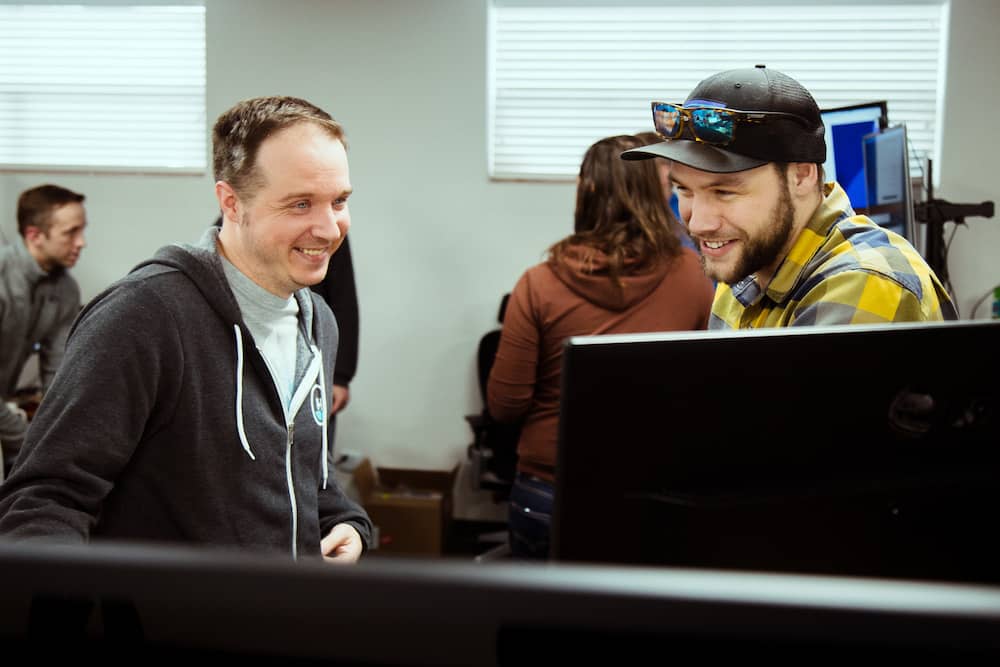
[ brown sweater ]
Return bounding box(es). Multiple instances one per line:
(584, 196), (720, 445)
(487, 245), (714, 482)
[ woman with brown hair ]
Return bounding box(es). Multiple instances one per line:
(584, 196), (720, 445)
(487, 134), (715, 559)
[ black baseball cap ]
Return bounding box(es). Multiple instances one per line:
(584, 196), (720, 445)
(621, 65), (826, 173)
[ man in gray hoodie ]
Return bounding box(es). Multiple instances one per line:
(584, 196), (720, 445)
(0, 96), (372, 562)
(0, 184), (87, 476)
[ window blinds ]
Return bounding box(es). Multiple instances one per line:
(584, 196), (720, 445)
(490, 2), (947, 180)
(0, 4), (206, 173)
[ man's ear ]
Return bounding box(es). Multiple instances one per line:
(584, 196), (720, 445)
(23, 225), (43, 245)
(789, 162), (819, 197)
(215, 181), (241, 224)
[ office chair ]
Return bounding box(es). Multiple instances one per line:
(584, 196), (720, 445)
(465, 294), (521, 561)
(466, 293), (520, 501)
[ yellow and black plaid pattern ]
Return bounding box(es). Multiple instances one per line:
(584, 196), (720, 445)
(710, 182), (956, 329)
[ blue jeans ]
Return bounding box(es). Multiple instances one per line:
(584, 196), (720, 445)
(508, 473), (554, 560)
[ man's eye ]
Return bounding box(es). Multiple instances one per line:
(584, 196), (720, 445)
(294, 201), (310, 209)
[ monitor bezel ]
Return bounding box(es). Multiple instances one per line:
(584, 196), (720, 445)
(820, 100), (889, 129)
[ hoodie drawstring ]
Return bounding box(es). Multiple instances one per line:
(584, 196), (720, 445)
(234, 325), (327, 487)
(314, 344), (330, 489)
(233, 324), (256, 460)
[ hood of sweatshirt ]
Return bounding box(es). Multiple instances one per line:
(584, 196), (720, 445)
(549, 243), (673, 312)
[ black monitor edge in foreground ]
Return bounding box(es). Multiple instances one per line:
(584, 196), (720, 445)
(552, 320), (1000, 585)
(1, 540), (1000, 663)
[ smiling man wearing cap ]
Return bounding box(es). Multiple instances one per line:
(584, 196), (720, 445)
(623, 65), (956, 328)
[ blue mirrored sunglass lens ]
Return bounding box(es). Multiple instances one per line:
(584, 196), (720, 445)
(691, 109), (734, 143)
(653, 104), (682, 137)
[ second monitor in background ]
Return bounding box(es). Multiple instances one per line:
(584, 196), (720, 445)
(820, 100), (888, 210)
(820, 101), (916, 246)
(860, 123), (916, 245)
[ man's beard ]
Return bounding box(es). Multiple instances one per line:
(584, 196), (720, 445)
(704, 178), (796, 285)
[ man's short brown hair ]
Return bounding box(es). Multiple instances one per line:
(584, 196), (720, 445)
(212, 96), (346, 201)
(17, 184), (85, 237)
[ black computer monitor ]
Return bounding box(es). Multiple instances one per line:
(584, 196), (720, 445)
(551, 321), (1000, 584)
(860, 123), (916, 244)
(3, 540), (1000, 662)
(820, 101), (888, 210)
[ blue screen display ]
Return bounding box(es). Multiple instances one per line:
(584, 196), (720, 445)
(820, 102), (887, 212)
(832, 120), (879, 208)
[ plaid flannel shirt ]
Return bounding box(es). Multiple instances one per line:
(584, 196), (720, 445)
(709, 182), (956, 329)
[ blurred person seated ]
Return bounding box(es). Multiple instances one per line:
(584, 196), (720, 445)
(0, 184), (87, 475)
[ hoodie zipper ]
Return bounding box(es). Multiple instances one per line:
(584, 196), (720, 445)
(259, 350), (301, 561)
(285, 421), (298, 560)
(233, 325), (325, 561)
(260, 340), (323, 562)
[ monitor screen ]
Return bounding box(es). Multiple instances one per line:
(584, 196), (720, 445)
(860, 124), (915, 243)
(551, 321), (1000, 584)
(820, 101), (888, 210)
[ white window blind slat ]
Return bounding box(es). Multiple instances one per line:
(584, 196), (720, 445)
(0, 4), (206, 173)
(490, 2), (946, 180)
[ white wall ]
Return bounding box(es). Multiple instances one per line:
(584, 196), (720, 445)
(937, 0), (1000, 319)
(1, 0), (996, 472)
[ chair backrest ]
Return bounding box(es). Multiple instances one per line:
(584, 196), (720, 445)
(469, 293), (519, 494)
(475, 293), (510, 404)
(476, 330), (502, 405)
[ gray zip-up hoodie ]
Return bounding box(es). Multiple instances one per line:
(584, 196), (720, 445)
(0, 228), (372, 558)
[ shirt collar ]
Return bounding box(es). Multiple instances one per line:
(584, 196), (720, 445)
(762, 182), (854, 303)
(14, 239), (51, 286)
(724, 182), (853, 308)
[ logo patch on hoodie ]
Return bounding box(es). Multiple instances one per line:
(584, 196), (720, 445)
(310, 384), (325, 425)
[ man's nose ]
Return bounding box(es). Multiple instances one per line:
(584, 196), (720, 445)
(316, 206), (347, 241)
(684, 197), (720, 237)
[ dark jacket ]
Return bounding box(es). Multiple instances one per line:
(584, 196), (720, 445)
(310, 235), (359, 387)
(0, 228), (372, 558)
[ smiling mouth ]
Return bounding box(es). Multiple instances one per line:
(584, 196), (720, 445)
(296, 248), (327, 257)
(703, 240), (733, 250)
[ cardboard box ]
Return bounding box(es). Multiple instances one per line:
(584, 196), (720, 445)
(353, 458), (458, 556)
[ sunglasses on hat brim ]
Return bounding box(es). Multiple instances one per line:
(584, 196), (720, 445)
(651, 101), (809, 146)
